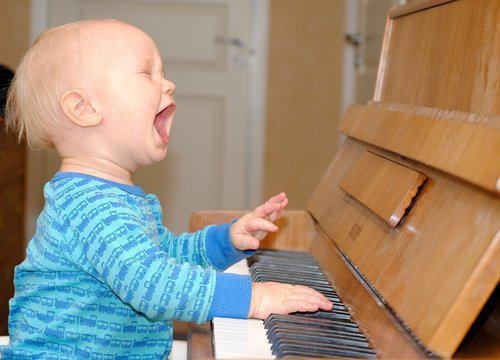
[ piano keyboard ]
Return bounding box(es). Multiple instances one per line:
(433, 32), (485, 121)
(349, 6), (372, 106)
(213, 250), (376, 359)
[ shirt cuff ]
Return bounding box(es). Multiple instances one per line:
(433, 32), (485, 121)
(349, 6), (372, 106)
(207, 272), (252, 320)
(205, 221), (255, 271)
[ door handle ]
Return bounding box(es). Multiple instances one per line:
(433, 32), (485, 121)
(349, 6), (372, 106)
(214, 36), (245, 49)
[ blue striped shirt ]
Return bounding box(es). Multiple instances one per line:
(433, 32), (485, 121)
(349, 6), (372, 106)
(1, 172), (251, 359)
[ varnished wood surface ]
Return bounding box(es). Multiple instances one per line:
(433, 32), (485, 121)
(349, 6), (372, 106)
(340, 105), (500, 194)
(454, 299), (500, 359)
(187, 207), (499, 358)
(187, 322), (214, 360)
(376, 0), (499, 115)
(189, 210), (317, 252)
(340, 151), (427, 227)
(308, 138), (499, 356)
(428, 232), (499, 355)
(0, 125), (25, 335)
(0, 178), (24, 335)
(368, 101), (500, 129)
(389, 0), (456, 19)
(311, 230), (424, 358)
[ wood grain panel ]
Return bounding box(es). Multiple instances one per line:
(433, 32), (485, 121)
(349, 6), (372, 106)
(0, 146), (25, 184)
(189, 210), (317, 252)
(375, 0), (500, 114)
(340, 151), (427, 227)
(187, 322), (213, 360)
(340, 104), (500, 193)
(428, 232), (499, 355)
(389, 0), (457, 19)
(310, 230), (424, 358)
(0, 178), (25, 335)
(308, 138), (499, 356)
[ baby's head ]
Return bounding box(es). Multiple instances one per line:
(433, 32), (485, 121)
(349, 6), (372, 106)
(6, 19), (176, 170)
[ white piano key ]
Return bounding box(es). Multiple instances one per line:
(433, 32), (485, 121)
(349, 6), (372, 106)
(213, 260), (274, 359)
(224, 259), (250, 275)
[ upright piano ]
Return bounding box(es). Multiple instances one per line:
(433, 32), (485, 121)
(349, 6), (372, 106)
(187, 0), (500, 358)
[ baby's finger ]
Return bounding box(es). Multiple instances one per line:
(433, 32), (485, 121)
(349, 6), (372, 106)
(246, 217), (278, 233)
(254, 201), (281, 219)
(266, 192), (286, 204)
(298, 293), (333, 310)
(283, 299), (319, 314)
(268, 197), (288, 221)
(293, 286), (333, 310)
(268, 206), (286, 222)
(237, 234), (259, 250)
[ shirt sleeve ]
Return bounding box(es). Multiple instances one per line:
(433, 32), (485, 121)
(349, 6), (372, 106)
(67, 194), (251, 323)
(158, 221), (255, 271)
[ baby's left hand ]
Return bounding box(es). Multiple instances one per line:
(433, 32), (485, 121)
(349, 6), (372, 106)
(230, 192), (288, 251)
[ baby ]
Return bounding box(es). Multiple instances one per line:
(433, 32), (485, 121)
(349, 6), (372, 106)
(1, 20), (331, 359)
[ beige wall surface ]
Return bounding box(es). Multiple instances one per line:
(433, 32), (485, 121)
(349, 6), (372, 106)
(0, 0), (30, 70)
(264, 0), (345, 209)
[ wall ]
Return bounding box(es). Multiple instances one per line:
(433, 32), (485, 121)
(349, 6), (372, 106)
(264, 0), (345, 209)
(0, 0), (30, 70)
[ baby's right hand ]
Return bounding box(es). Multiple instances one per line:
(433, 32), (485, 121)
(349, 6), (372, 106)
(248, 282), (333, 319)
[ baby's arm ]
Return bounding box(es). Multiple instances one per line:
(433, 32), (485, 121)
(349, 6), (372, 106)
(69, 193), (329, 323)
(156, 193), (288, 270)
(69, 195), (250, 322)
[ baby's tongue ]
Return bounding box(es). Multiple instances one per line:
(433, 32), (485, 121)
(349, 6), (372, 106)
(154, 112), (168, 143)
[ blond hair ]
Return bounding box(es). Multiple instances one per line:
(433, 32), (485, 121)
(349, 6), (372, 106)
(6, 19), (130, 149)
(5, 22), (92, 149)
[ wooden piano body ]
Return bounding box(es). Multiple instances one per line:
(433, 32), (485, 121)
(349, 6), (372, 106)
(187, 0), (500, 358)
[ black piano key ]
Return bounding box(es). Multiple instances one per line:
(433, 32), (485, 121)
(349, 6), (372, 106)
(251, 275), (336, 293)
(271, 337), (376, 357)
(293, 309), (351, 321)
(249, 257), (318, 267)
(265, 312), (358, 326)
(247, 249), (376, 358)
(253, 252), (315, 262)
(272, 340), (376, 358)
(277, 347), (376, 359)
(250, 269), (331, 283)
(250, 269), (330, 283)
(251, 250), (313, 258)
(255, 248), (314, 256)
(266, 323), (368, 341)
(264, 314), (362, 335)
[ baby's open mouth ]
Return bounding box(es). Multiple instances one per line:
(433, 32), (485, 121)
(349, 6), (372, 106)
(154, 103), (176, 144)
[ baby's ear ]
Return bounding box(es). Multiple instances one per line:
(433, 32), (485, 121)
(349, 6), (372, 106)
(60, 89), (102, 127)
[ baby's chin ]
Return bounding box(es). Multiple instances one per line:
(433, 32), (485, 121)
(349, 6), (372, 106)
(148, 142), (169, 164)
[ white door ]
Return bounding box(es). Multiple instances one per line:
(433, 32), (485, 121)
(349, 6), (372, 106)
(36, 0), (262, 233)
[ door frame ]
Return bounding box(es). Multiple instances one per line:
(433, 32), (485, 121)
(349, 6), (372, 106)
(26, 0), (269, 242)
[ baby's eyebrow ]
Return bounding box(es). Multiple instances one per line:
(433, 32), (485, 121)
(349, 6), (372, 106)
(140, 58), (154, 70)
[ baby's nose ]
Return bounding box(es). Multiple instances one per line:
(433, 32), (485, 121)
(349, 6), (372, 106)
(162, 79), (176, 94)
